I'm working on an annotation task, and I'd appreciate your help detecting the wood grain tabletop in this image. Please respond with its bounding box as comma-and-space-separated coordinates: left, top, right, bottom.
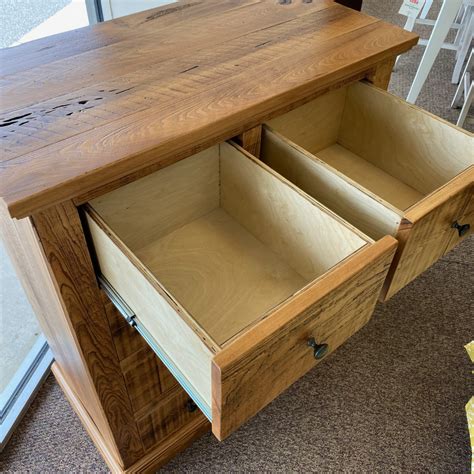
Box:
0, 0, 417, 218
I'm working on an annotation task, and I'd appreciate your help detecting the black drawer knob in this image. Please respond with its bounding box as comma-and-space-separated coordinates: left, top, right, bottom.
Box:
186, 399, 197, 413
451, 221, 470, 237
307, 337, 329, 360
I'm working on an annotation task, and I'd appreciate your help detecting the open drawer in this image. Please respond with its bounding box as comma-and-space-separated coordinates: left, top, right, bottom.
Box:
84, 141, 396, 440
264, 82, 473, 300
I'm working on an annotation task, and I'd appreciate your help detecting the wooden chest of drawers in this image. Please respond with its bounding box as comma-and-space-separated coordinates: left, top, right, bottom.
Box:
1, 1, 471, 472
84, 140, 397, 440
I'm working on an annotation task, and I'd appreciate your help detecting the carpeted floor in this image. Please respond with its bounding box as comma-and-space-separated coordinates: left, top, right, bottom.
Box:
1, 1, 473, 472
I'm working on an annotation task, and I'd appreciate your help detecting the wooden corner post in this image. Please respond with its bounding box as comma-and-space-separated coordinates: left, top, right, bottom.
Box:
30, 201, 145, 468
366, 56, 397, 90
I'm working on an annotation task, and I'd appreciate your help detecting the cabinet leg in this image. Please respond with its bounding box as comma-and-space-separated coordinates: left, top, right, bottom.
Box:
236, 125, 262, 158
366, 56, 396, 90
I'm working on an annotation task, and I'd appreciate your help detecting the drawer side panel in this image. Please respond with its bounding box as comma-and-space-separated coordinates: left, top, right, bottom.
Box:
86, 214, 213, 409
340, 82, 473, 196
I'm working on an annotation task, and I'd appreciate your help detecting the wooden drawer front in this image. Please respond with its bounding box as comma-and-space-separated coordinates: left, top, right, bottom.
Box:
213, 236, 396, 439
383, 173, 473, 299
85, 141, 396, 440
264, 81, 473, 300
445, 182, 473, 253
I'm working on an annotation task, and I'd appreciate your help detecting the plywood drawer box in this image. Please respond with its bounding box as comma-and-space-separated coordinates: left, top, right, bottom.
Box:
84, 141, 397, 441
264, 81, 473, 300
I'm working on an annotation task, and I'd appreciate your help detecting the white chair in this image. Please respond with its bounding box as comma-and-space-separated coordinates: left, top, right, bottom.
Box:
404, 0, 473, 103
451, 49, 473, 126
451, 2, 474, 83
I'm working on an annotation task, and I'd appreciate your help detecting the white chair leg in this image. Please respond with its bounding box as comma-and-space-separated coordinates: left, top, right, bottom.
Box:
455, 3, 466, 22
452, 11, 473, 83
395, 16, 417, 69
451, 75, 464, 108
456, 80, 473, 126
420, 0, 434, 19
452, 49, 474, 107
453, 4, 470, 53
404, 15, 417, 32
395, 1, 434, 70
451, 70, 471, 107
407, 0, 464, 103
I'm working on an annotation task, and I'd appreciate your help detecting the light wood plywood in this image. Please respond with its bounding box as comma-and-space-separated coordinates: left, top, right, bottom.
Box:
221, 142, 368, 281
86, 213, 214, 409
137, 208, 307, 346
266, 81, 472, 214
316, 143, 424, 211
91, 147, 219, 252
261, 127, 402, 240
91, 142, 367, 347
339, 82, 473, 196
265, 87, 347, 154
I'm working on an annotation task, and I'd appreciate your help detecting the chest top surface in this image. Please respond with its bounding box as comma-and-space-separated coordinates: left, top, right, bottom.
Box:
0, 0, 417, 218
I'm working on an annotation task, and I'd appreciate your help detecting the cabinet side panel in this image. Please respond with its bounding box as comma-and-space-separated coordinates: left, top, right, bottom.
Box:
0, 200, 125, 465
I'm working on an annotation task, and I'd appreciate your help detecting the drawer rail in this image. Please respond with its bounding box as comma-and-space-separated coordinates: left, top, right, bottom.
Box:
99, 275, 212, 421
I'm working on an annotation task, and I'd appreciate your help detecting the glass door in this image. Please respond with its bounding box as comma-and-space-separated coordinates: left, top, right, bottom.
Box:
0, 0, 175, 451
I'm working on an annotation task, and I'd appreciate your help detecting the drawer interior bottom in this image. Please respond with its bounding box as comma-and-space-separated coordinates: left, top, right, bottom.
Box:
316, 143, 424, 211
135, 207, 306, 345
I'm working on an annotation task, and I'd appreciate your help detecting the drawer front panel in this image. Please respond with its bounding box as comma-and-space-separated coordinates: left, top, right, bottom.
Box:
382, 169, 473, 300
212, 236, 397, 440
445, 182, 473, 254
